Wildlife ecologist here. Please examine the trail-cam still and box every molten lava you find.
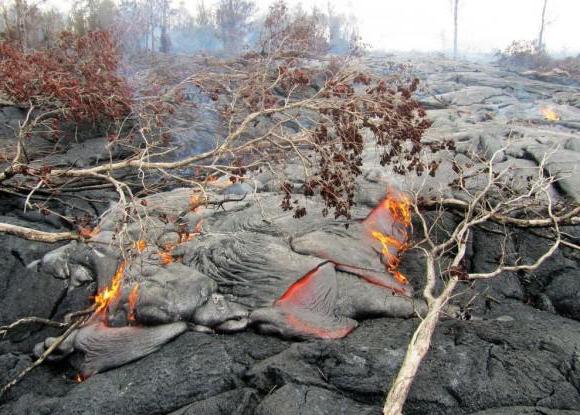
[366,189,412,285]
[127,283,140,321]
[94,261,127,315]
[540,107,560,122]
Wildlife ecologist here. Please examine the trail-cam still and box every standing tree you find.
[452,0,459,59]
[14,0,26,49]
[215,0,255,54]
[159,0,171,52]
[538,0,548,51]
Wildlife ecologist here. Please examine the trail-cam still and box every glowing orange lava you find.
[127,283,140,321]
[367,189,412,285]
[94,261,126,315]
[540,107,560,122]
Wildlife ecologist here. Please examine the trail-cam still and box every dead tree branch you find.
[383,149,568,414]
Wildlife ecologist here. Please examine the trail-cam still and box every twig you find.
[0,317,67,337]
[0,319,82,399]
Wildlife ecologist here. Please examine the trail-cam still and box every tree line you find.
[0,0,361,55]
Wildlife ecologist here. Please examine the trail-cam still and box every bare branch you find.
[0,223,80,242]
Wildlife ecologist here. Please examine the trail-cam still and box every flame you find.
[74,374,85,383]
[378,192,412,226]
[159,244,175,265]
[133,239,147,253]
[540,107,560,122]
[368,190,412,285]
[127,283,140,321]
[159,221,203,265]
[94,261,126,315]
[177,220,203,243]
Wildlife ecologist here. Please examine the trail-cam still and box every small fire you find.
[127,283,140,321]
[159,221,203,265]
[133,239,147,253]
[94,261,126,315]
[177,220,203,243]
[540,107,560,122]
[159,244,175,265]
[74,373,86,383]
[379,192,412,225]
[368,190,412,285]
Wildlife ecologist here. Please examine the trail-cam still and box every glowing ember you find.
[133,239,147,253]
[368,189,412,285]
[189,194,205,211]
[540,107,560,122]
[177,221,203,243]
[378,191,412,225]
[127,283,140,321]
[178,232,193,243]
[74,374,85,383]
[159,244,175,265]
[78,226,100,239]
[94,261,126,315]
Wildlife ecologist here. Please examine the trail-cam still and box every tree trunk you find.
[383,278,459,415]
[453,0,459,60]
[538,0,548,51]
[14,0,27,52]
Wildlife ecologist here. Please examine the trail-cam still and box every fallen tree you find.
[383,148,577,414]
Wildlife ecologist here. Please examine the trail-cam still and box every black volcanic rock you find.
[1,54,580,414]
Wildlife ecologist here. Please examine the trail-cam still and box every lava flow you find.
[366,189,412,285]
[540,107,560,122]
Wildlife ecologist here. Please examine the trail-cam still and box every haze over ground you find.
[293,0,580,55]
[43,0,580,54]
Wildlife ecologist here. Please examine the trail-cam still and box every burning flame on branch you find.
[133,239,147,253]
[94,261,127,315]
[159,221,203,265]
[91,219,203,321]
[159,245,175,265]
[540,107,560,122]
[369,190,412,285]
